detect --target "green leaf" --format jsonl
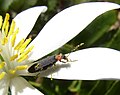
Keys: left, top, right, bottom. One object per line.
{"left": 106, "top": 28, "right": 120, "bottom": 50}
{"left": 68, "top": 80, "right": 82, "bottom": 92}
{"left": 10, "top": 0, "right": 37, "bottom": 12}
{"left": 70, "top": 10, "right": 118, "bottom": 47}
{"left": 0, "top": 0, "right": 14, "bottom": 11}
{"left": 48, "top": 0, "right": 57, "bottom": 11}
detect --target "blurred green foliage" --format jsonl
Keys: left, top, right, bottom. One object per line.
{"left": 1, "top": 0, "right": 120, "bottom": 95}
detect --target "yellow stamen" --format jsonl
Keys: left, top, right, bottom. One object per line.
{"left": 11, "top": 28, "right": 19, "bottom": 47}
{"left": 14, "top": 28, "right": 19, "bottom": 34}
{"left": 14, "top": 38, "right": 24, "bottom": 50}
{"left": 7, "top": 20, "right": 15, "bottom": 38}
{"left": 2, "top": 13, "right": 10, "bottom": 32}
{"left": 17, "top": 55, "right": 28, "bottom": 63}
{"left": 15, "top": 65, "right": 28, "bottom": 70}
{"left": 10, "top": 54, "right": 18, "bottom": 61}
{"left": 20, "top": 46, "right": 34, "bottom": 57}
{"left": 0, "top": 16, "right": 3, "bottom": 29}
{"left": 5, "top": 21, "right": 9, "bottom": 35}
{"left": 0, "top": 72, "right": 6, "bottom": 80}
{"left": 0, "top": 62, "right": 5, "bottom": 69}
{"left": 50, "top": 74, "right": 53, "bottom": 80}
{"left": 17, "top": 46, "right": 34, "bottom": 63}
{"left": 1, "top": 36, "right": 8, "bottom": 45}
{"left": 9, "top": 69, "right": 16, "bottom": 74}
{"left": 0, "top": 49, "right": 2, "bottom": 52}
{"left": 19, "top": 38, "right": 32, "bottom": 53}
{"left": 11, "top": 33, "right": 16, "bottom": 47}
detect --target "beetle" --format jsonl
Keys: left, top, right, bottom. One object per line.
{"left": 28, "top": 43, "right": 84, "bottom": 73}
{"left": 28, "top": 53, "right": 69, "bottom": 73}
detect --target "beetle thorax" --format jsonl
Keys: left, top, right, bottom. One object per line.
{"left": 55, "top": 53, "right": 63, "bottom": 61}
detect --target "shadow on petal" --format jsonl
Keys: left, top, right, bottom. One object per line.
{"left": 39, "top": 63, "right": 71, "bottom": 77}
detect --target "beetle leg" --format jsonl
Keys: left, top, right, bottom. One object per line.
{"left": 50, "top": 74, "right": 53, "bottom": 80}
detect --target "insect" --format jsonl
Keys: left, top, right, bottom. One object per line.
{"left": 28, "top": 43, "right": 84, "bottom": 73}
{"left": 28, "top": 53, "right": 69, "bottom": 73}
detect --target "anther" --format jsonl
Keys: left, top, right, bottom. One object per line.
{"left": 10, "top": 54, "right": 18, "bottom": 61}
{"left": 8, "top": 20, "right": 15, "bottom": 38}
{"left": 0, "top": 62, "right": 5, "bottom": 69}
{"left": 17, "top": 55, "right": 28, "bottom": 63}
{"left": 14, "top": 39, "right": 24, "bottom": 50}
{"left": 9, "top": 69, "right": 16, "bottom": 74}
{"left": 0, "top": 16, "right": 3, "bottom": 29}
{"left": 11, "top": 28, "right": 19, "bottom": 47}
{"left": 2, "top": 13, "right": 10, "bottom": 32}
{"left": 0, "top": 72, "right": 6, "bottom": 80}
{"left": 15, "top": 65, "right": 28, "bottom": 70}
{"left": 11, "top": 34, "right": 16, "bottom": 47}
{"left": 1, "top": 36, "right": 8, "bottom": 45}
{"left": 19, "top": 38, "right": 32, "bottom": 53}
{"left": 5, "top": 21, "right": 9, "bottom": 35}
{"left": 20, "top": 46, "right": 34, "bottom": 58}
{"left": 0, "top": 49, "right": 2, "bottom": 52}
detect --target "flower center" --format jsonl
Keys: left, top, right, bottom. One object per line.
{"left": 0, "top": 13, "right": 34, "bottom": 80}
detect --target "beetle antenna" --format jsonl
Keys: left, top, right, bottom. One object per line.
{"left": 71, "top": 43, "right": 84, "bottom": 52}
{"left": 66, "top": 43, "right": 84, "bottom": 57}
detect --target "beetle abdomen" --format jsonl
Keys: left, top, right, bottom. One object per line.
{"left": 28, "top": 55, "right": 57, "bottom": 73}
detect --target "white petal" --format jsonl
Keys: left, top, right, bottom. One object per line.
{"left": 0, "top": 78, "right": 9, "bottom": 95}
{"left": 29, "top": 2, "right": 120, "bottom": 61}
{"left": 41, "top": 48, "right": 120, "bottom": 80}
{"left": 14, "top": 6, "right": 47, "bottom": 44}
{"left": 10, "top": 77, "right": 43, "bottom": 95}
{"left": 17, "top": 69, "right": 38, "bottom": 76}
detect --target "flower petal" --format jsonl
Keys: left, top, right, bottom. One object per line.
{"left": 10, "top": 77, "right": 43, "bottom": 95}
{"left": 14, "top": 6, "right": 47, "bottom": 45}
{"left": 17, "top": 69, "right": 38, "bottom": 76}
{"left": 0, "top": 78, "right": 9, "bottom": 95}
{"left": 41, "top": 48, "right": 120, "bottom": 80}
{"left": 29, "top": 2, "right": 120, "bottom": 61}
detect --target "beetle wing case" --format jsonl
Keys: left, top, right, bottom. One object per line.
{"left": 28, "top": 55, "right": 57, "bottom": 73}
{"left": 28, "top": 63, "right": 40, "bottom": 73}
{"left": 28, "top": 54, "right": 70, "bottom": 73}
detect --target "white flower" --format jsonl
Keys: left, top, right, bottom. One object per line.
{"left": 0, "top": 6, "right": 47, "bottom": 95}
{"left": 0, "top": 2, "right": 120, "bottom": 95}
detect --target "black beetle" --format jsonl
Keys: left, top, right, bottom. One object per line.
{"left": 28, "top": 43, "right": 84, "bottom": 73}
{"left": 28, "top": 53, "right": 69, "bottom": 73}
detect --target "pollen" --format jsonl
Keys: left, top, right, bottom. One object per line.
{"left": 1, "top": 36, "right": 8, "bottom": 45}
{"left": 15, "top": 65, "right": 28, "bottom": 70}
{"left": 2, "top": 13, "right": 10, "bottom": 33}
{"left": 5, "top": 21, "right": 9, "bottom": 35}
{"left": 14, "top": 38, "right": 25, "bottom": 50}
{"left": 0, "top": 72, "right": 6, "bottom": 80}
{"left": 20, "top": 46, "right": 34, "bottom": 57}
{"left": 0, "top": 16, "right": 3, "bottom": 29}
{"left": 11, "top": 28, "right": 19, "bottom": 47}
{"left": 9, "top": 69, "right": 16, "bottom": 74}
{"left": 17, "top": 55, "right": 28, "bottom": 63}
{"left": 7, "top": 20, "right": 15, "bottom": 38}
{"left": 10, "top": 54, "right": 18, "bottom": 61}
{"left": 0, "top": 62, "right": 5, "bottom": 69}
{"left": 19, "top": 38, "right": 32, "bottom": 53}
{"left": 0, "top": 49, "right": 2, "bottom": 52}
